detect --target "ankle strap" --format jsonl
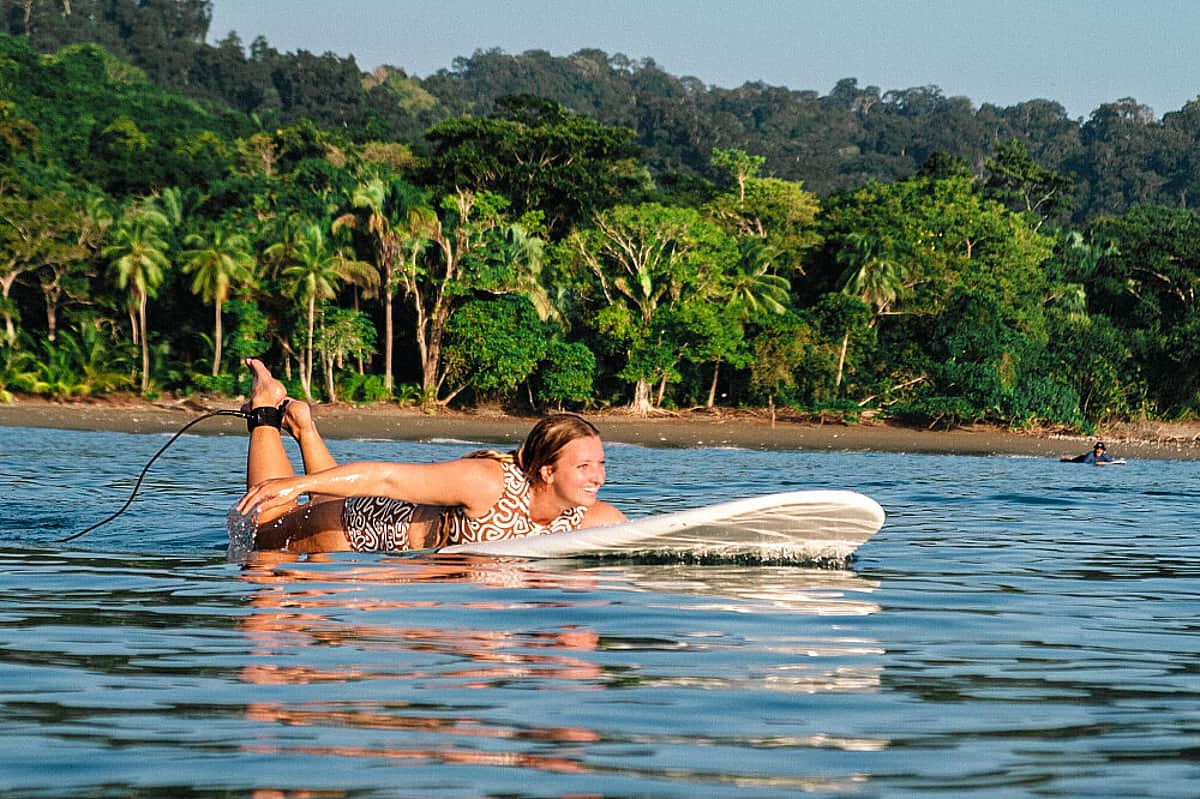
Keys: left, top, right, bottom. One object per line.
{"left": 246, "top": 405, "right": 283, "bottom": 432}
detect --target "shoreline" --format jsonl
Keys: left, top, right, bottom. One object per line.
{"left": 2, "top": 395, "right": 1199, "bottom": 460}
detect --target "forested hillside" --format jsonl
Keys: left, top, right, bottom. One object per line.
{"left": 9, "top": 0, "right": 1200, "bottom": 222}
{"left": 4, "top": 0, "right": 1200, "bottom": 429}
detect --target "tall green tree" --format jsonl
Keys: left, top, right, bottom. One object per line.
{"left": 699, "top": 149, "right": 816, "bottom": 404}
{"left": 181, "top": 224, "right": 256, "bottom": 376}
{"left": 702, "top": 258, "right": 791, "bottom": 405}
{"left": 314, "top": 304, "right": 376, "bottom": 403}
{"left": 38, "top": 193, "right": 111, "bottom": 343}
{"left": 569, "top": 202, "right": 736, "bottom": 412}
{"left": 984, "top": 139, "right": 1074, "bottom": 229}
{"left": 103, "top": 200, "right": 171, "bottom": 394}
{"left": 400, "top": 188, "right": 531, "bottom": 405}
{"left": 423, "top": 95, "right": 646, "bottom": 238}
{"left": 831, "top": 221, "right": 915, "bottom": 390}
{"left": 271, "top": 223, "right": 376, "bottom": 400}
{"left": 333, "top": 175, "right": 432, "bottom": 392}
{"left": 0, "top": 186, "right": 95, "bottom": 347}
{"left": 1084, "top": 205, "right": 1200, "bottom": 415}
{"left": 703, "top": 147, "right": 823, "bottom": 277}
{"left": 1076, "top": 99, "right": 1166, "bottom": 218}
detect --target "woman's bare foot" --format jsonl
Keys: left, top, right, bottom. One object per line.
{"left": 280, "top": 398, "right": 314, "bottom": 441}
{"left": 246, "top": 358, "right": 287, "bottom": 409}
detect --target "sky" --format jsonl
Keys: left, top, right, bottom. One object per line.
{"left": 206, "top": 0, "right": 1199, "bottom": 121}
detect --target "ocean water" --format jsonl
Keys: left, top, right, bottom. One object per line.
{"left": 0, "top": 423, "right": 1196, "bottom": 798}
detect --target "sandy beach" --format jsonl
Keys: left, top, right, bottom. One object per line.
{"left": 2, "top": 395, "right": 1199, "bottom": 461}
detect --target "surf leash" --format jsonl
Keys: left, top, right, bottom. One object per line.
{"left": 58, "top": 409, "right": 249, "bottom": 543}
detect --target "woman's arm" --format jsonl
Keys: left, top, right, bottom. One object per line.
{"left": 237, "top": 457, "right": 505, "bottom": 519}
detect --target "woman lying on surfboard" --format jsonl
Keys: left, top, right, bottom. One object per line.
{"left": 235, "top": 359, "right": 626, "bottom": 554}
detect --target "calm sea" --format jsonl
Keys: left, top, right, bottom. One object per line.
{"left": 0, "top": 423, "right": 1196, "bottom": 798}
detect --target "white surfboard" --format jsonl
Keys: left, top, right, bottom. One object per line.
{"left": 440, "top": 489, "right": 885, "bottom": 564}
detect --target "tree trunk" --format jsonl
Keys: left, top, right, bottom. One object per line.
{"left": 43, "top": 283, "right": 61, "bottom": 342}
{"left": 138, "top": 291, "right": 150, "bottom": 395}
{"left": 421, "top": 297, "right": 452, "bottom": 406}
{"left": 323, "top": 349, "right": 336, "bottom": 403}
{"left": 211, "top": 300, "right": 223, "bottom": 377}
{"left": 706, "top": 361, "right": 720, "bottom": 408}
{"left": 629, "top": 378, "right": 653, "bottom": 414}
{"left": 407, "top": 276, "right": 435, "bottom": 405}
{"left": 301, "top": 294, "right": 315, "bottom": 401}
{"left": 422, "top": 338, "right": 441, "bottom": 403}
{"left": 351, "top": 289, "right": 364, "bottom": 374}
{"left": 383, "top": 262, "right": 394, "bottom": 392}
{"left": 281, "top": 340, "right": 294, "bottom": 381}
{"left": 835, "top": 329, "right": 850, "bottom": 389}
{"left": 127, "top": 303, "right": 138, "bottom": 386}
{"left": 0, "top": 274, "right": 18, "bottom": 346}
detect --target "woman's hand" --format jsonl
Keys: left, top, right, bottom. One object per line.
{"left": 237, "top": 475, "right": 307, "bottom": 518}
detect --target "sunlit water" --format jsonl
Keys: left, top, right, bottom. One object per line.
{"left": 0, "top": 423, "right": 1196, "bottom": 798}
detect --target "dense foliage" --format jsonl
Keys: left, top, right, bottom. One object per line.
{"left": 4, "top": 4, "right": 1200, "bottom": 428}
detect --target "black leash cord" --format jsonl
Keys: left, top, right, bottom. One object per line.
{"left": 57, "top": 409, "right": 248, "bottom": 543}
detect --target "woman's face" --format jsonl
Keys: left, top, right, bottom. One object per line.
{"left": 541, "top": 435, "right": 607, "bottom": 507}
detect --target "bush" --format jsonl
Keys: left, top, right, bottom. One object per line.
{"left": 338, "top": 372, "right": 391, "bottom": 404}
{"left": 190, "top": 373, "right": 237, "bottom": 395}
{"left": 444, "top": 296, "right": 551, "bottom": 404}
{"left": 535, "top": 339, "right": 596, "bottom": 409}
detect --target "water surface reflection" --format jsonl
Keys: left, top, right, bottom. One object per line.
{"left": 228, "top": 552, "right": 885, "bottom": 788}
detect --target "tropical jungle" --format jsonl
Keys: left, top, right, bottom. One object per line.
{"left": 4, "top": 0, "right": 1200, "bottom": 432}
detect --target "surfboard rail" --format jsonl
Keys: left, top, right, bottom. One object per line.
{"left": 440, "top": 489, "right": 885, "bottom": 563}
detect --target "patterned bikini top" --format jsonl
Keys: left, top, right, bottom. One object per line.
{"left": 442, "top": 460, "right": 587, "bottom": 545}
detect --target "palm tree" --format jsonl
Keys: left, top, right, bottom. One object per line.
{"left": 181, "top": 226, "right": 257, "bottom": 376}
{"left": 701, "top": 252, "right": 790, "bottom": 406}
{"left": 837, "top": 230, "right": 912, "bottom": 320}
{"left": 149, "top": 186, "right": 185, "bottom": 232}
{"left": 725, "top": 257, "right": 790, "bottom": 318}
{"left": 332, "top": 177, "right": 414, "bottom": 393}
{"left": 103, "top": 205, "right": 170, "bottom": 395}
{"left": 273, "top": 223, "right": 376, "bottom": 400}
{"left": 834, "top": 230, "right": 912, "bottom": 389}
{"left": 500, "top": 222, "right": 560, "bottom": 323}
{"left": 334, "top": 178, "right": 442, "bottom": 392}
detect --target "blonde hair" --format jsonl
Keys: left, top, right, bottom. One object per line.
{"left": 463, "top": 413, "right": 601, "bottom": 485}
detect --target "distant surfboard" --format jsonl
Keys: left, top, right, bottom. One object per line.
{"left": 440, "top": 490, "right": 885, "bottom": 564}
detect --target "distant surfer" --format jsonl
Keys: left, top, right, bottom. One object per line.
{"left": 1060, "top": 441, "right": 1123, "bottom": 465}
{"left": 234, "top": 359, "right": 626, "bottom": 554}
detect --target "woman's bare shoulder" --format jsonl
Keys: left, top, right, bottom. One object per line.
{"left": 579, "top": 500, "right": 627, "bottom": 528}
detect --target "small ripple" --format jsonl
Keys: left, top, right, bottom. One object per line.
{"left": 986, "top": 492, "right": 1076, "bottom": 507}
